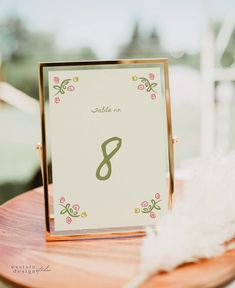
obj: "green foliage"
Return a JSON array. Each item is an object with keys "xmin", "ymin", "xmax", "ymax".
[
  {"xmin": 0, "ymin": 16, "xmax": 29, "ymax": 60},
  {"xmin": 0, "ymin": 16, "xmax": 97, "ymax": 98},
  {"xmin": 0, "ymin": 16, "xmax": 234, "ymax": 205},
  {"xmin": 213, "ymin": 21, "xmax": 235, "ymax": 67},
  {"xmin": 3, "ymin": 60, "xmax": 38, "ymax": 98},
  {"xmin": 0, "ymin": 16, "xmax": 55, "ymax": 61},
  {"xmin": 169, "ymin": 52, "xmax": 200, "ymax": 69},
  {"xmin": 117, "ymin": 21, "xmax": 199, "ymax": 69},
  {"xmin": 118, "ymin": 22, "xmax": 166, "ymax": 59},
  {"xmin": 77, "ymin": 47, "xmax": 97, "ymax": 60}
]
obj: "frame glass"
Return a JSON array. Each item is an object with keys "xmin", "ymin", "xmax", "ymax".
[{"xmin": 38, "ymin": 59, "xmax": 174, "ymax": 241}]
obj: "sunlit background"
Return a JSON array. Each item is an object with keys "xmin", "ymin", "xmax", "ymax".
[{"xmin": 0, "ymin": 0, "xmax": 234, "ymax": 204}]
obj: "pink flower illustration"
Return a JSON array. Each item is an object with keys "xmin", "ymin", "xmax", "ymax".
[
  {"xmin": 53, "ymin": 76, "xmax": 60, "ymax": 84},
  {"xmin": 137, "ymin": 84, "xmax": 145, "ymax": 90},
  {"xmin": 151, "ymin": 93, "xmax": 156, "ymax": 100},
  {"xmin": 141, "ymin": 201, "xmax": 149, "ymax": 208},
  {"xmin": 55, "ymin": 97, "xmax": 60, "ymax": 104},
  {"xmin": 72, "ymin": 204, "xmax": 80, "ymax": 211},
  {"xmin": 60, "ymin": 197, "xmax": 65, "ymax": 203},
  {"xmin": 67, "ymin": 85, "xmax": 75, "ymax": 92},
  {"xmin": 66, "ymin": 216, "xmax": 72, "ymax": 224},
  {"xmin": 155, "ymin": 193, "xmax": 160, "ymax": 200},
  {"xmin": 150, "ymin": 211, "xmax": 156, "ymax": 219},
  {"xmin": 149, "ymin": 73, "xmax": 155, "ymax": 80}
]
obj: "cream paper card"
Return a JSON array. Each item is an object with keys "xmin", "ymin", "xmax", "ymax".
[{"xmin": 47, "ymin": 66, "xmax": 169, "ymax": 232}]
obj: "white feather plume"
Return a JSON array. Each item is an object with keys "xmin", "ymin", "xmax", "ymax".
[{"xmin": 125, "ymin": 153, "xmax": 235, "ymax": 288}]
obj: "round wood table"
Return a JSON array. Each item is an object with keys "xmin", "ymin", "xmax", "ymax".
[{"xmin": 1, "ymin": 185, "xmax": 235, "ymax": 288}]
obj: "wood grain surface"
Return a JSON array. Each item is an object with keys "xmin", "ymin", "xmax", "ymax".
[{"xmin": 1, "ymin": 185, "xmax": 235, "ymax": 288}]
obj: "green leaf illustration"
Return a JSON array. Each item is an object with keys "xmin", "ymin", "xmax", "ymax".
[
  {"xmin": 62, "ymin": 79, "xmax": 71, "ymax": 86},
  {"xmin": 53, "ymin": 78, "xmax": 72, "ymax": 95}
]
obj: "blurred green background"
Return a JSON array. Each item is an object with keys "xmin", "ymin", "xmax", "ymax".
[{"xmin": 0, "ymin": 0, "xmax": 234, "ymax": 204}]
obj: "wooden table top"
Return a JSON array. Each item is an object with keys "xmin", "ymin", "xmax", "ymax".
[{"xmin": 1, "ymin": 185, "xmax": 235, "ymax": 288}]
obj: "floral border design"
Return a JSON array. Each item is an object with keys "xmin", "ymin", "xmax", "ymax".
[
  {"xmin": 134, "ymin": 193, "xmax": 161, "ymax": 219},
  {"xmin": 52, "ymin": 76, "xmax": 79, "ymax": 104},
  {"xmin": 59, "ymin": 196, "xmax": 87, "ymax": 224},
  {"xmin": 132, "ymin": 73, "xmax": 158, "ymax": 100}
]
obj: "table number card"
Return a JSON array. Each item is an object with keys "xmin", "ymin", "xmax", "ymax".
[{"xmin": 38, "ymin": 59, "xmax": 174, "ymax": 241}]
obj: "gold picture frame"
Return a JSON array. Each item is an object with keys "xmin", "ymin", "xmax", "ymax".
[{"xmin": 38, "ymin": 59, "xmax": 175, "ymax": 241}]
